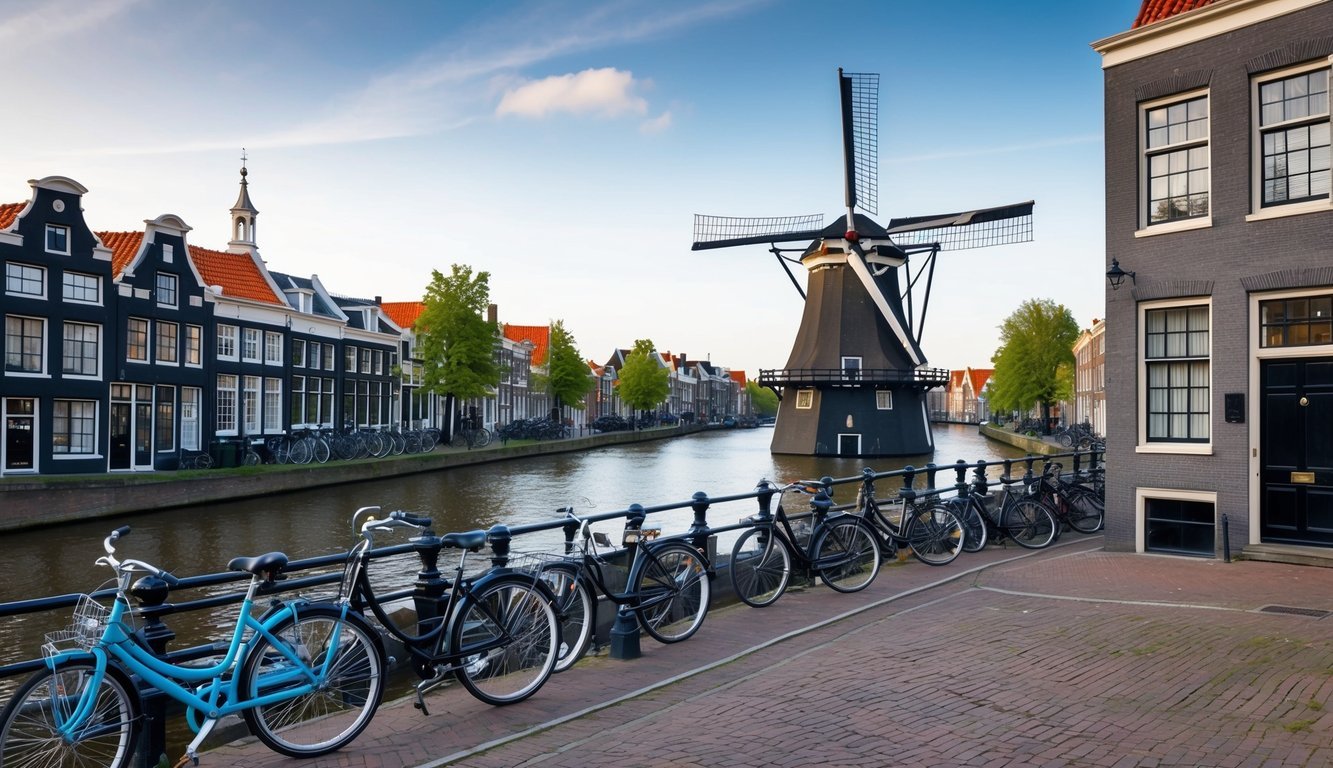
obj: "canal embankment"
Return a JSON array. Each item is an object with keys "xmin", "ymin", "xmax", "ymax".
[
  {"xmin": 977, "ymin": 421, "xmax": 1061, "ymax": 457},
  {"xmin": 0, "ymin": 425, "xmax": 707, "ymax": 533}
]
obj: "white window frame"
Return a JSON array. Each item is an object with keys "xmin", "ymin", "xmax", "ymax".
[
  {"xmin": 181, "ymin": 387, "xmax": 201, "ymax": 451},
  {"xmin": 162, "ymin": 244, "xmax": 174, "ymax": 264},
  {"xmin": 216, "ymin": 374, "xmax": 238, "ymax": 435},
  {"xmin": 5, "ymin": 263, "xmax": 45, "ymax": 299},
  {"xmin": 45, "ymin": 224, "xmax": 69, "ymax": 255},
  {"xmin": 217, "ymin": 324, "xmax": 238, "ymax": 361},
  {"xmin": 1137, "ymin": 88, "xmax": 1212, "ymax": 237},
  {"xmin": 795, "ymin": 389, "xmax": 814, "ymax": 409},
  {"xmin": 61, "ymin": 321, "xmax": 100, "ymax": 378},
  {"xmin": 1247, "ymin": 59, "xmax": 1332, "ymax": 222},
  {"xmin": 62, "ymin": 271, "xmax": 101, "ymax": 305},
  {"xmin": 242, "ymin": 328, "xmax": 261, "ymax": 363},
  {"xmin": 4, "ymin": 315, "xmax": 47, "ymax": 376},
  {"xmin": 51, "ymin": 399, "xmax": 97, "ymax": 457},
  {"xmin": 155, "ymin": 273, "xmax": 177, "ymax": 307},
  {"xmin": 875, "ymin": 390, "xmax": 893, "ymax": 410},
  {"xmin": 263, "ymin": 378, "xmax": 283, "ymax": 433},
  {"xmin": 1137, "ymin": 297, "xmax": 1212, "ymax": 455},
  {"xmin": 243, "ymin": 375, "xmax": 261, "ymax": 434},
  {"xmin": 1134, "ymin": 487, "xmax": 1217, "ymax": 554},
  {"xmin": 264, "ymin": 331, "xmax": 282, "ymax": 366}
]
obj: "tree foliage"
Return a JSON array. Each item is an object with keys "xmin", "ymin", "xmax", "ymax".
[
  {"xmin": 416, "ymin": 264, "xmax": 500, "ymax": 401},
  {"xmin": 544, "ymin": 319, "xmax": 594, "ymax": 411},
  {"xmin": 989, "ymin": 299, "xmax": 1079, "ymax": 420},
  {"xmin": 617, "ymin": 339, "xmax": 670, "ymax": 413},
  {"xmin": 746, "ymin": 381, "xmax": 779, "ymax": 416}
]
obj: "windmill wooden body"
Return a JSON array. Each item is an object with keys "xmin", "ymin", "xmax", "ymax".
[{"xmin": 693, "ymin": 70, "xmax": 1033, "ymax": 457}]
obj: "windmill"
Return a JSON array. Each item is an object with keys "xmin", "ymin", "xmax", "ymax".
[{"xmin": 693, "ymin": 69, "xmax": 1032, "ymax": 457}]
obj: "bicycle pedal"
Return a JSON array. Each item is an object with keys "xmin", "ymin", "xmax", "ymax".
[{"xmin": 413, "ymin": 692, "xmax": 431, "ymax": 716}]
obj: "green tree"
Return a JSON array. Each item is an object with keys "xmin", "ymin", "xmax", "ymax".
[
  {"xmin": 416, "ymin": 265, "xmax": 501, "ymax": 429},
  {"xmin": 617, "ymin": 339, "xmax": 670, "ymax": 420},
  {"xmin": 989, "ymin": 298, "xmax": 1079, "ymax": 431},
  {"xmin": 542, "ymin": 319, "xmax": 594, "ymax": 416},
  {"xmin": 746, "ymin": 380, "xmax": 779, "ymax": 416}
]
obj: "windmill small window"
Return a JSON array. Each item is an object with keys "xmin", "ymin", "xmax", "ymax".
[
  {"xmin": 795, "ymin": 389, "xmax": 815, "ymax": 409},
  {"xmin": 876, "ymin": 391, "xmax": 893, "ymax": 410}
]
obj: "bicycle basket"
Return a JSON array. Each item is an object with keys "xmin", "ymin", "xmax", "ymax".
[
  {"xmin": 505, "ymin": 552, "xmax": 575, "ymax": 572},
  {"xmin": 41, "ymin": 594, "xmax": 109, "ymax": 658}
]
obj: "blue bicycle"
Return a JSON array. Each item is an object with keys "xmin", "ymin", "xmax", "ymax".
[{"xmin": 0, "ymin": 526, "xmax": 387, "ymax": 767}]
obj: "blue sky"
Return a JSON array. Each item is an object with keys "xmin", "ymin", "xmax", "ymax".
[{"xmin": 1, "ymin": 0, "xmax": 1139, "ymax": 375}]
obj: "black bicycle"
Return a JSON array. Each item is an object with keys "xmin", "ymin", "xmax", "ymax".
[
  {"xmin": 945, "ymin": 464, "xmax": 1059, "ymax": 550},
  {"xmin": 344, "ymin": 507, "xmax": 558, "ymax": 711},
  {"xmin": 1033, "ymin": 461, "xmax": 1104, "ymax": 534},
  {"xmin": 851, "ymin": 470, "xmax": 966, "ymax": 566},
  {"xmin": 521, "ymin": 506, "xmax": 711, "ymax": 673},
  {"xmin": 729, "ymin": 480, "xmax": 882, "ymax": 608}
]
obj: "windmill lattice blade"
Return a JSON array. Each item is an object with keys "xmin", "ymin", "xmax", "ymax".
[
  {"xmin": 886, "ymin": 201, "xmax": 1033, "ymax": 251},
  {"xmin": 844, "ymin": 71, "xmax": 879, "ymax": 217},
  {"xmin": 691, "ymin": 214, "xmax": 826, "ymax": 250}
]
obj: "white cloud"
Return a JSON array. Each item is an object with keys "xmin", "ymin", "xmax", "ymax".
[
  {"xmin": 496, "ymin": 68, "xmax": 648, "ymax": 119},
  {"xmin": 640, "ymin": 111, "xmax": 673, "ymax": 134}
]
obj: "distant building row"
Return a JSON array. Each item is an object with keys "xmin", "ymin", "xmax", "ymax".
[{"xmin": 0, "ymin": 172, "xmax": 745, "ymax": 476}]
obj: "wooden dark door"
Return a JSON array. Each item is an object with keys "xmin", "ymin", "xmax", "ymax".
[
  {"xmin": 109, "ymin": 403, "xmax": 131, "ymax": 470},
  {"xmin": 1260, "ymin": 359, "xmax": 1333, "ymax": 545}
]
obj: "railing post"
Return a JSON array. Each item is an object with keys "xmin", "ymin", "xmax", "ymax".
[
  {"xmin": 899, "ymin": 465, "xmax": 917, "ymax": 504},
  {"xmin": 488, "ymin": 524, "xmax": 511, "ymax": 569},
  {"xmin": 610, "ymin": 504, "xmax": 645, "ymax": 660},
  {"xmin": 755, "ymin": 480, "xmax": 776, "ymax": 522},
  {"xmin": 925, "ymin": 463, "xmax": 939, "ymax": 492},
  {"xmin": 953, "ymin": 460, "xmax": 969, "ymax": 499},
  {"xmin": 689, "ymin": 491, "xmax": 712, "ymax": 559},
  {"xmin": 129, "ymin": 575, "xmax": 174, "ymax": 768},
  {"xmin": 410, "ymin": 528, "xmax": 447, "ymax": 637},
  {"xmin": 973, "ymin": 460, "xmax": 989, "ymax": 495}
]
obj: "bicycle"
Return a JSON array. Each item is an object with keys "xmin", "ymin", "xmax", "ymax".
[
  {"xmin": 176, "ymin": 447, "xmax": 213, "ymax": 470},
  {"xmin": 1033, "ymin": 460, "xmax": 1104, "ymax": 534},
  {"xmin": 851, "ymin": 470, "xmax": 967, "ymax": 565},
  {"xmin": 944, "ymin": 463, "xmax": 1059, "ymax": 549},
  {"xmin": 0, "ymin": 526, "xmax": 385, "ymax": 767},
  {"xmin": 518, "ymin": 505, "xmax": 712, "ymax": 674},
  {"xmin": 345, "ymin": 507, "xmax": 558, "ymax": 711},
  {"xmin": 451, "ymin": 425, "xmax": 492, "ymax": 449},
  {"xmin": 729, "ymin": 480, "xmax": 882, "ymax": 608}
]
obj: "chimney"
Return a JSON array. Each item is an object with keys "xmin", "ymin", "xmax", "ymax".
[
  {"xmin": 374, "ymin": 295, "xmax": 382, "ymax": 305},
  {"xmin": 487, "ymin": 303, "xmax": 498, "ymax": 324}
]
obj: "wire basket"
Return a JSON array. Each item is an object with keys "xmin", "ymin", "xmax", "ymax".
[
  {"xmin": 504, "ymin": 552, "xmax": 576, "ymax": 573},
  {"xmin": 41, "ymin": 594, "xmax": 110, "ymax": 658}
]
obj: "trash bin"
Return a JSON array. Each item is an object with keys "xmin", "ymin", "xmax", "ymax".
[{"xmin": 211, "ymin": 440, "xmax": 238, "ymax": 468}]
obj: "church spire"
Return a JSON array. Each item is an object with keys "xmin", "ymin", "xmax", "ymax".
[{"xmin": 228, "ymin": 149, "xmax": 259, "ymax": 251}]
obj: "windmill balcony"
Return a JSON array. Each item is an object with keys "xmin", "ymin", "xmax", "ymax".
[{"xmin": 759, "ymin": 367, "xmax": 949, "ymax": 389}]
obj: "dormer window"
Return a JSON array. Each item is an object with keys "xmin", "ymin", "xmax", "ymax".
[{"xmin": 45, "ymin": 224, "xmax": 69, "ymax": 255}]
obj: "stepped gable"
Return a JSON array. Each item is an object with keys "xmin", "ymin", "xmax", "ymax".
[
  {"xmin": 0, "ymin": 202, "xmax": 23, "ymax": 229},
  {"xmin": 97, "ymin": 231, "xmax": 145, "ymax": 277},
  {"xmin": 1133, "ymin": 0, "xmax": 1216, "ymax": 28},
  {"xmin": 188, "ymin": 244, "xmax": 283, "ymax": 304}
]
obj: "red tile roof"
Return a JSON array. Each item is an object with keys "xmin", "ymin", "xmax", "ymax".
[
  {"xmin": 967, "ymin": 368, "xmax": 993, "ymax": 396},
  {"xmin": 188, "ymin": 245, "xmax": 283, "ymax": 305},
  {"xmin": 1133, "ymin": 0, "xmax": 1216, "ymax": 28},
  {"xmin": 97, "ymin": 231, "xmax": 145, "ymax": 277},
  {"xmin": 503, "ymin": 324, "xmax": 550, "ymax": 365},
  {"xmin": 729, "ymin": 370, "xmax": 747, "ymax": 387},
  {"xmin": 381, "ymin": 301, "xmax": 424, "ymax": 330},
  {"xmin": 0, "ymin": 202, "xmax": 23, "ymax": 229}
]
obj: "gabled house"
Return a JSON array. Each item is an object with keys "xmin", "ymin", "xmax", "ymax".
[
  {"xmin": 1072, "ymin": 319, "xmax": 1106, "ymax": 436},
  {"xmin": 946, "ymin": 367, "xmax": 992, "ymax": 424},
  {"xmin": 1093, "ymin": 0, "xmax": 1333, "ymax": 558}
]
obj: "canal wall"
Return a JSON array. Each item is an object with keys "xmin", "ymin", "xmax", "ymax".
[
  {"xmin": 0, "ymin": 425, "xmax": 709, "ymax": 533},
  {"xmin": 977, "ymin": 422, "xmax": 1060, "ymax": 456}
]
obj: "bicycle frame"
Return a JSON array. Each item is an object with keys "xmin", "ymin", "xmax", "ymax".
[{"xmin": 746, "ymin": 494, "xmax": 855, "ymax": 575}]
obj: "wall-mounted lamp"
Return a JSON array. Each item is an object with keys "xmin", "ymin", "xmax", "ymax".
[{"xmin": 1106, "ymin": 258, "xmax": 1136, "ymax": 291}]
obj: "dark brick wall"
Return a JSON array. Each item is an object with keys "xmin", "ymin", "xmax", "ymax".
[{"xmin": 1101, "ymin": 5, "xmax": 1333, "ymax": 554}]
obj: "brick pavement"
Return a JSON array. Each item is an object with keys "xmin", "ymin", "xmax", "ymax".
[{"xmin": 201, "ymin": 538, "xmax": 1333, "ymax": 768}]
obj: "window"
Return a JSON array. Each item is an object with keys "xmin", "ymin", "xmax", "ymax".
[
  {"xmin": 126, "ymin": 318, "xmax": 149, "ymax": 362},
  {"xmin": 1143, "ymin": 92, "xmax": 1209, "ymax": 226},
  {"xmin": 345, "ymin": 345, "xmax": 357, "ymax": 372},
  {"xmin": 217, "ymin": 324, "xmax": 237, "ymax": 360},
  {"xmin": 217, "ymin": 374, "xmax": 238, "ymax": 433},
  {"xmin": 185, "ymin": 325, "xmax": 202, "ymax": 366},
  {"xmin": 1144, "ymin": 304, "xmax": 1210, "ymax": 443},
  {"xmin": 306, "ymin": 341, "xmax": 319, "ymax": 369},
  {"xmin": 156, "ymin": 321, "xmax": 178, "ymax": 364},
  {"xmin": 374, "ymin": 349, "xmax": 384, "ymax": 376},
  {"xmin": 795, "ymin": 389, "xmax": 814, "ymax": 409},
  {"xmin": 359, "ymin": 348, "xmax": 371, "ymax": 374},
  {"xmin": 5, "ymin": 315, "xmax": 45, "ymax": 373},
  {"xmin": 1261, "ymin": 295, "xmax": 1333, "ymax": 347},
  {"xmin": 45, "ymin": 224, "xmax": 69, "ymax": 255},
  {"xmin": 841, "ymin": 356, "xmax": 862, "ymax": 381},
  {"xmin": 876, "ymin": 390, "xmax": 893, "ymax": 410},
  {"xmin": 1256, "ymin": 65, "xmax": 1330, "ymax": 208},
  {"xmin": 264, "ymin": 332, "xmax": 282, "ymax": 365},
  {"xmin": 181, "ymin": 387, "xmax": 201, "ymax": 451},
  {"xmin": 5, "ymin": 263, "xmax": 44, "ymax": 297},
  {"xmin": 52, "ymin": 400, "xmax": 96, "ymax": 455},
  {"xmin": 242, "ymin": 328, "xmax": 260, "ymax": 363},
  {"xmin": 291, "ymin": 375, "xmax": 307, "ymax": 424},
  {"xmin": 323, "ymin": 345, "xmax": 334, "ymax": 371},
  {"xmin": 292, "ymin": 339, "xmax": 306, "ymax": 368},
  {"xmin": 156, "ymin": 273, "xmax": 177, "ymax": 306},
  {"xmin": 263, "ymin": 378, "xmax": 282, "ymax": 432},
  {"xmin": 321, "ymin": 377, "xmax": 334, "ymax": 425},
  {"xmin": 162, "ymin": 244, "xmax": 174, "ymax": 264},
  {"xmin": 243, "ymin": 376, "xmax": 260, "ymax": 434},
  {"xmin": 61, "ymin": 322, "xmax": 99, "ymax": 376},
  {"xmin": 155, "ymin": 385, "xmax": 175, "ymax": 452},
  {"xmin": 62, "ymin": 271, "xmax": 100, "ymax": 304}
]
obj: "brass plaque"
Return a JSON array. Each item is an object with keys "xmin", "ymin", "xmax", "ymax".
[{"xmin": 1291, "ymin": 471, "xmax": 1316, "ymax": 484}]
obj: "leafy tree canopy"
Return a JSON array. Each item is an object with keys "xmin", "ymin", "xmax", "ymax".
[
  {"xmin": 988, "ymin": 298, "xmax": 1079, "ymax": 418},
  {"xmin": 746, "ymin": 380, "xmax": 778, "ymax": 416},
  {"xmin": 544, "ymin": 319, "xmax": 594, "ymax": 411},
  {"xmin": 618, "ymin": 338, "xmax": 670, "ymax": 413},
  {"xmin": 416, "ymin": 264, "xmax": 500, "ymax": 401}
]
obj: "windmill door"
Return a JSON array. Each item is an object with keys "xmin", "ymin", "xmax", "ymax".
[{"xmin": 1260, "ymin": 358, "xmax": 1333, "ymax": 545}]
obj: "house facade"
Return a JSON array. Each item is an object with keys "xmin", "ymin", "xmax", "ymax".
[
  {"xmin": 1094, "ymin": 0, "xmax": 1333, "ymax": 557},
  {"xmin": 1072, "ymin": 319, "xmax": 1106, "ymax": 436}
]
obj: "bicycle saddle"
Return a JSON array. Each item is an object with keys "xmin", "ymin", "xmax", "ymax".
[
  {"xmin": 442, "ymin": 530, "xmax": 488, "ymax": 551},
  {"xmin": 228, "ymin": 551, "xmax": 289, "ymax": 579}
]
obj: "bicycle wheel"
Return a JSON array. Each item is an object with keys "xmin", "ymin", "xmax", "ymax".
[
  {"xmin": 631, "ymin": 541, "xmax": 710, "ymax": 644},
  {"xmin": 1002, "ymin": 499, "xmax": 1058, "ymax": 549},
  {"xmin": 312, "ymin": 437, "xmax": 332, "ymax": 464},
  {"xmin": 451, "ymin": 434, "xmax": 468, "ymax": 449},
  {"xmin": 0, "ymin": 661, "xmax": 138, "ymax": 768},
  {"xmin": 730, "ymin": 527, "xmax": 792, "ymax": 607},
  {"xmin": 239, "ymin": 606, "xmax": 385, "ymax": 757},
  {"xmin": 904, "ymin": 504, "xmax": 965, "ymax": 566},
  {"xmin": 813, "ymin": 517, "xmax": 881, "ymax": 592},
  {"xmin": 538, "ymin": 563, "xmax": 594, "ymax": 673},
  {"xmin": 195, "ymin": 453, "xmax": 213, "ymax": 470},
  {"xmin": 1064, "ymin": 486, "xmax": 1105, "ymax": 533},
  {"xmin": 243, "ymin": 449, "xmax": 261, "ymax": 466},
  {"xmin": 474, "ymin": 428, "xmax": 492, "ymax": 447},
  {"xmin": 289, "ymin": 438, "xmax": 312, "ymax": 465},
  {"xmin": 271, "ymin": 438, "xmax": 291, "ymax": 464},
  {"xmin": 451, "ymin": 576, "xmax": 558, "ymax": 705},
  {"xmin": 952, "ymin": 497, "xmax": 988, "ymax": 553}
]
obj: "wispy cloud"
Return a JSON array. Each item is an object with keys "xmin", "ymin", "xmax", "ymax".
[
  {"xmin": 885, "ymin": 134, "xmax": 1103, "ymax": 163},
  {"xmin": 497, "ymin": 68, "xmax": 648, "ymax": 119},
  {"xmin": 0, "ymin": 0, "xmax": 145, "ymax": 53},
  {"xmin": 640, "ymin": 111, "xmax": 673, "ymax": 135}
]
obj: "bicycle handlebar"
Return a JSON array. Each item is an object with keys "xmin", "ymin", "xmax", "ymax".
[{"xmin": 390, "ymin": 510, "xmax": 433, "ymax": 527}]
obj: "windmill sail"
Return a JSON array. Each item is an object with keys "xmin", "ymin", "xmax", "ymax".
[
  {"xmin": 691, "ymin": 214, "xmax": 825, "ymax": 251},
  {"xmin": 840, "ymin": 69, "xmax": 878, "ymax": 217},
  {"xmin": 887, "ymin": 201, "xmax": 1034, "ymax": 250}
]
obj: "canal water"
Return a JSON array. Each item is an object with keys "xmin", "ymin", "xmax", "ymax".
[{"xmin": 0, "ymin": 424, "xmax": 1027, "ymax": 678}]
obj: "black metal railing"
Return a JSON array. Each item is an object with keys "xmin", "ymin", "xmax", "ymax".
[{"xmin": 759, "ymin": 367, "xmax": 950, "ymax": 389}]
